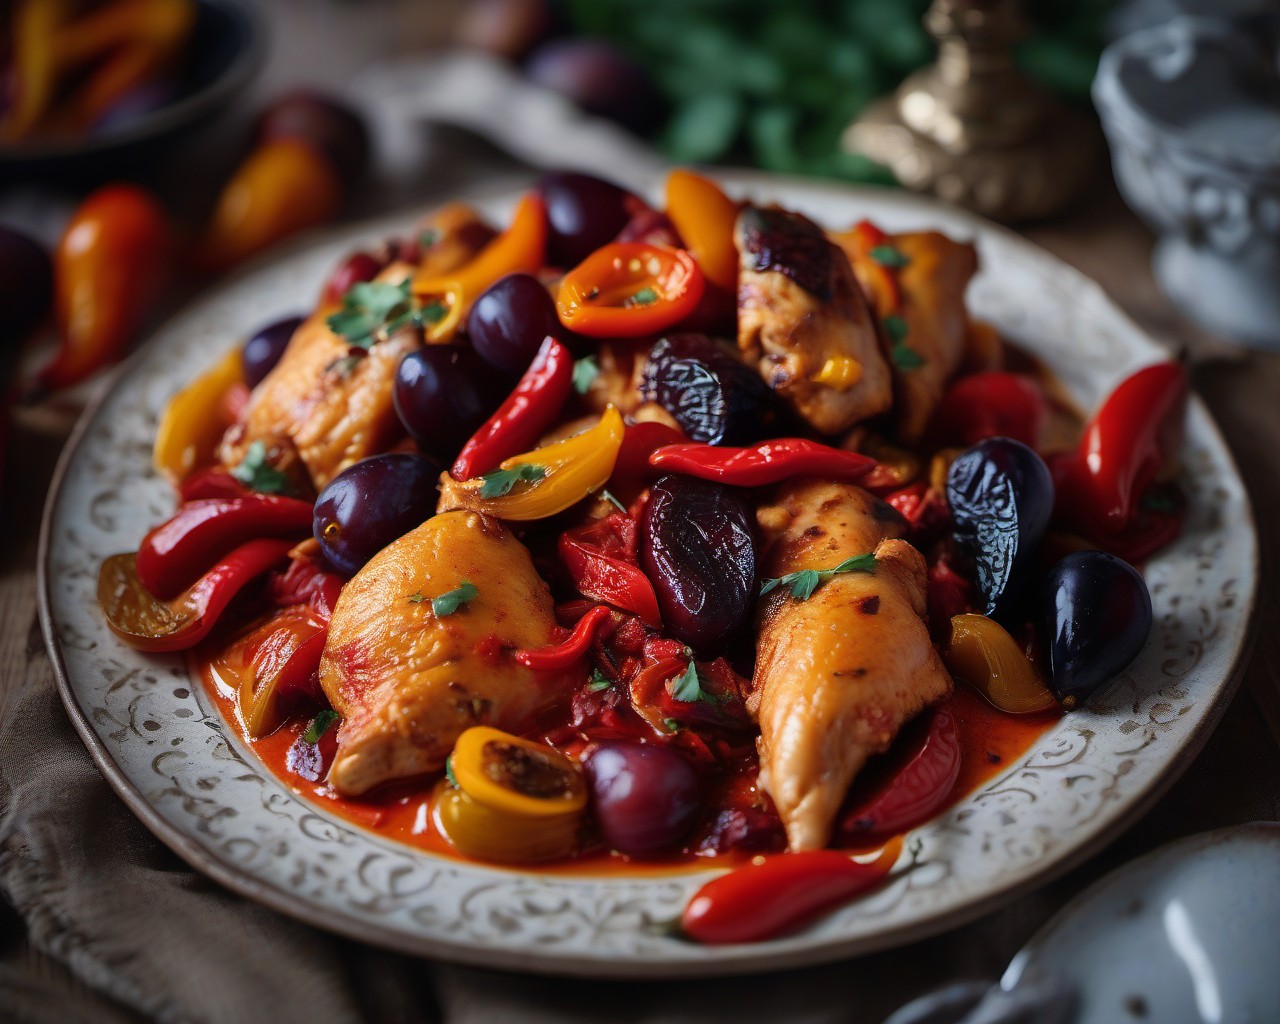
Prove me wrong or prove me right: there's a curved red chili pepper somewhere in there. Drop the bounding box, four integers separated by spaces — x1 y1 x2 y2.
135 495 315 600
451 335 574 481
649 439 875 488
681 846 899 944
514 605 612 671
836 705 961 843
558 513 662 626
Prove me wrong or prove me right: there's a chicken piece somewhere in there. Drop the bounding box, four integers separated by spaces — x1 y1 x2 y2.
750 480 953 851
736 206 893 435
847 231 978 443
320 510 574 796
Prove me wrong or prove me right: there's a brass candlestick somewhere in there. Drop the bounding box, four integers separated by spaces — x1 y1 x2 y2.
844 0 1097 222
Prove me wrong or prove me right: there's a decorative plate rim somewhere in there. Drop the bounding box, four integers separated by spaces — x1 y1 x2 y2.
38 171 1259 978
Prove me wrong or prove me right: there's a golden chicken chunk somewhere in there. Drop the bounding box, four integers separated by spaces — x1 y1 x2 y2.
737 206 893 435
845 231 978 443
320 511 575 796
750 481 953 851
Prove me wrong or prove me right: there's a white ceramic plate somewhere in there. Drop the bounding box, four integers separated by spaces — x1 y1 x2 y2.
39 172 1257 977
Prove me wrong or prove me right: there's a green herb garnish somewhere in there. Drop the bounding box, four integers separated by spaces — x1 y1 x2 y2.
662 717 682 733
669 660 721 705
868 244 910 268
408 591 427 604
630 286 659 307
444 755 458 787
587 670 613 693
573 355 601 394
882 313 909 344
479 463 546 498
432 582 478 617
882 313 925 371
600 488 627 513
761 552 878 601
231 440 290 494
326 279 437 348
302 709 339 744
419 228 439 249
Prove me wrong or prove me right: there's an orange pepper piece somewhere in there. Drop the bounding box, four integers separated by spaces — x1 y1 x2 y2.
664 169 740 291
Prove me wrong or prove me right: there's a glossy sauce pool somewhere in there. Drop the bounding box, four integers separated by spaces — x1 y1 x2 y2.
199 657 1057 876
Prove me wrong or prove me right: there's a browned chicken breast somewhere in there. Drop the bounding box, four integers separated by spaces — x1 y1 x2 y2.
750 481 953 851
320 511 576 796
737 206 893 435
847 231 978 443
219 206 496 491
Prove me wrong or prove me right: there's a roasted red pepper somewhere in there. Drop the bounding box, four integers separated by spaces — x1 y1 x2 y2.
558 514 662 626
649 438 876 488
681 846 900 944
928 371 1048 449
556 242 705 338
837 706 961 843
178 468 250 502
98 538 294 653
514 605 612 671
610 421 686 492
267 550 345 622
451 335 574 480
135 495 315 600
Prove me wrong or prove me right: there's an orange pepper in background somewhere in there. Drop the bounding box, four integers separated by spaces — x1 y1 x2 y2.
37 183 170 393
196 138 343 272
664 169 740 291
556 242 705 338
152 346 244 484
2 0 66 140
411 192 547 340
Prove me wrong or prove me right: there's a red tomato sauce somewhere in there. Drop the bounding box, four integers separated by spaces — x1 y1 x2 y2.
199 656 1056 875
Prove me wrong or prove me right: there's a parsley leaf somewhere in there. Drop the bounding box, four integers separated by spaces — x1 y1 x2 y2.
419 228 439 249
669 660 721 705
761 552 878 600
587 670 613 693
479 463 546 499
231 440 290 494
882 313 909 344
326 279 437 349
881 313 925 371
444 754 458 787
302 709 339 744
432 581 478 617
420 301 448 324
662 717 682 733
630 286 659 306
573 355 600 394
869 244 910 268
407 591 427 604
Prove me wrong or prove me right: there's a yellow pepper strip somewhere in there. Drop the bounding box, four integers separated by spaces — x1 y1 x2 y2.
2 0 66 140
664 168 740 291
944 613 1057 714
437 407 624 521
451 726 587 818
411 192 546 341
153 346 244 483
433 780 582 865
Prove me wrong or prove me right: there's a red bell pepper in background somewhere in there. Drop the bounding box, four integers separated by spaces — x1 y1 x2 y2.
836 705 961 844
927 371 1048 450
451 335 573 480
178 468 250 502
681 846 900 944
98 538 294 652
555 242 705 338
514 604 612 670
558 513 662 626
135 495 315 600
649 438 876 488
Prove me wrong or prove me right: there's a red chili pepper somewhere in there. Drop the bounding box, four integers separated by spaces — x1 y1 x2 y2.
1051 454 1187 564
928 371 1048 449
248 612 327 705
178 468 250 502
558 513 662 626
836 706 961 843
649 439 876 488
681 846 900 944
610 421 686 490
135 495 315 600
451 335 574 480
1077 362 1187 531
98 538 295 653
556 242 705 338
514 605 612 671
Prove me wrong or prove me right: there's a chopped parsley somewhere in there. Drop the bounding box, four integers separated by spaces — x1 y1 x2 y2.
302 709 339 744
662 717 682 733
587 670 613 693
629 286 659 307
326 279 439 348
408 591 427 604
761 552 878 601
231 440 290 494
882 313 925 371
444 754 458 787
432 582 478 617
573 355 601 394
669 660 719 705
868 244 910 268
418 228 439 249
326 353 364 379
479 463 546 498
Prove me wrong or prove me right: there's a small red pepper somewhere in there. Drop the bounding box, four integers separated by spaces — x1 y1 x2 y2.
649 438 876 488
451 335 574 481
837 705 961 843
135 495 316 600
681 846 900 944
928 371 1048 450
556 242 705 338
99 538 294 653
514 604 612 671
558 513 662 626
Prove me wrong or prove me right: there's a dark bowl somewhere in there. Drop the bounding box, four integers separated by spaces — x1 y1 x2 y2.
0 0 265 184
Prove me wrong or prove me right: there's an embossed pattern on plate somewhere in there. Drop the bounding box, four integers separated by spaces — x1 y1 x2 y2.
39 173 1257 977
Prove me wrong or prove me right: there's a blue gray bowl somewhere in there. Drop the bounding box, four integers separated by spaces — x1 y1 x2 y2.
1094 16 1280 348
